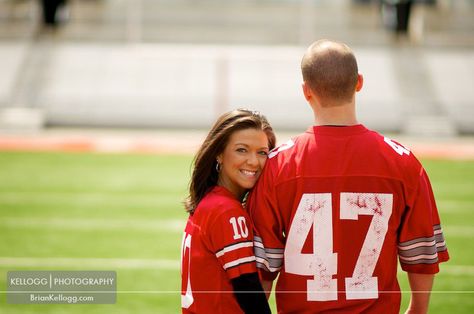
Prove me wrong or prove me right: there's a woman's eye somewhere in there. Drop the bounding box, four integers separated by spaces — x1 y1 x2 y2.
236 148 247 153
259 151 269 156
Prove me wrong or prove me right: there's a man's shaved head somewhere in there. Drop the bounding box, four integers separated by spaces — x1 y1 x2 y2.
301 39 359 104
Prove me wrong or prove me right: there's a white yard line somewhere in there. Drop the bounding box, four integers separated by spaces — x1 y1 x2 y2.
0 257 179 270
439 265 474 276
1 217 185 232
0 191 176 202
3 216 472 236
0 257 472 277
443 225 474 237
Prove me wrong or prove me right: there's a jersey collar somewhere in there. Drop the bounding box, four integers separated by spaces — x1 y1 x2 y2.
307 124 368 136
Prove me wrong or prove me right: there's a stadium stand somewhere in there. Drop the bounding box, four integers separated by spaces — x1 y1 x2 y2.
0 0 473 134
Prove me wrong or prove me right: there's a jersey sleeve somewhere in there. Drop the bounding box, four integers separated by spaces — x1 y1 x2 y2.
206 206 257 280
398 167 449 274
248 160 285 281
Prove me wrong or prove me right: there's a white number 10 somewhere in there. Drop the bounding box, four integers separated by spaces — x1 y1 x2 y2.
285 193 393 301
229 216 249 240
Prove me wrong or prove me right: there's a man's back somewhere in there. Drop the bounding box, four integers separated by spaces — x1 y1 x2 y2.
248 125 448 313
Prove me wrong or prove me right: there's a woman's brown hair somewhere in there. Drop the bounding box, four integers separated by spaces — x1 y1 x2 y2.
185 109 276 214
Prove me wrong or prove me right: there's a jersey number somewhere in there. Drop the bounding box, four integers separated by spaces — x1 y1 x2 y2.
384 137 410 156
285 193 393 301
181 216 249 309
229 216 249 240
181 233 193 308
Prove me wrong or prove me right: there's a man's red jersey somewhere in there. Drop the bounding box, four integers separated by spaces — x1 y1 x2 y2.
181 186 257 314
248 125 449 314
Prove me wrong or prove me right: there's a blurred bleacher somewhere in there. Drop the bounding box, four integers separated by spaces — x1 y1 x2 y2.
0 0 473 135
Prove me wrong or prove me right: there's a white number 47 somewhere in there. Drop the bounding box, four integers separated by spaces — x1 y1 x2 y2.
384 137 410 156
285 193 393 301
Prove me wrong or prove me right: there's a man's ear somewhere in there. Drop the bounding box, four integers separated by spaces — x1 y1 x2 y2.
355 74 363 92
302 81 313 101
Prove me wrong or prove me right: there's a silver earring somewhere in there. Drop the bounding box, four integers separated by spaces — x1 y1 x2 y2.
215 162 221 172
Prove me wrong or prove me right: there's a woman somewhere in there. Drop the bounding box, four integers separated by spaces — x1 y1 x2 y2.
181 109 276 314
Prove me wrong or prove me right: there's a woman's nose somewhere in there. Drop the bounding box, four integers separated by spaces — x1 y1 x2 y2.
246 153 258 166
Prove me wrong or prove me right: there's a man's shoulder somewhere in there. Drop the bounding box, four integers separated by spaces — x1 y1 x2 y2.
268 138 297 159
260 132 312 186
365 130 424 180
268 130 312 160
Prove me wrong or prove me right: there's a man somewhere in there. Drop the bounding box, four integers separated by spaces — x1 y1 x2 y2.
248 39 449 314
381 0 414 34
41 0 68 26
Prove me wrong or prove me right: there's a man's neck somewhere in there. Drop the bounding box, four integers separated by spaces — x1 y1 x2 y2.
313 102 358 126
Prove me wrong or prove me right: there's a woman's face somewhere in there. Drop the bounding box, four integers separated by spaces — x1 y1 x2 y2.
217 128 270 199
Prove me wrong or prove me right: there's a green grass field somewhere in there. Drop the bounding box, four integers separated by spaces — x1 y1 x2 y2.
0 151 473 313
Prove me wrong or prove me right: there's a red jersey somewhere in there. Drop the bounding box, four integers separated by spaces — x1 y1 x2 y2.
181 186 257 314
248 125 449 314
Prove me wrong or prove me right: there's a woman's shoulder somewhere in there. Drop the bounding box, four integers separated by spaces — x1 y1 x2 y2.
196 186 243 217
